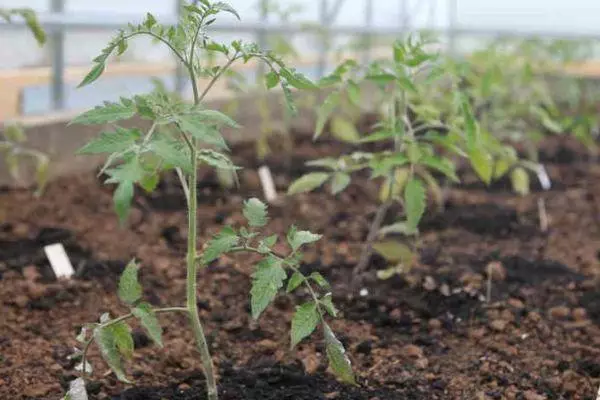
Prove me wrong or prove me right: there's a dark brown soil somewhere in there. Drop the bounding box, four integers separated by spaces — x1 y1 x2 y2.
1 132 599 400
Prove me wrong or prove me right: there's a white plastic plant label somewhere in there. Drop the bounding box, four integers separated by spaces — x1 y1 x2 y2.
258 166 278 203
44 243 75 279
536 164 551 191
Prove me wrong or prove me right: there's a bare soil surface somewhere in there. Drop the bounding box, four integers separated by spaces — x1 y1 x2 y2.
1 132 599 399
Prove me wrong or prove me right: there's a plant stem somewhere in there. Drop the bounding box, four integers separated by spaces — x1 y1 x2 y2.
353 199 392 277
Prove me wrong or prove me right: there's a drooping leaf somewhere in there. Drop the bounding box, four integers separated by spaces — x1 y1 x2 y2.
202 226 239 263
280 67 317 90
250 256 287 319
287 227 322 252
404 178 426 231
330 172 351 195
132 302 163 347
323 323 355 385
265 71 280 89
510 167 530 196
243 198 268 228
197 149 239 170
78 127 141 155
309 272 330 288
287 173 330 194
112 321 134 359
419 156 459 182
286 271 304 293
18 8 46 45
314 92 341 140
213 2 241 20
72 100 135 125
330 116 360 143
93 324 131 383
291 301 320 348
112 181 134 225
118 260 142 305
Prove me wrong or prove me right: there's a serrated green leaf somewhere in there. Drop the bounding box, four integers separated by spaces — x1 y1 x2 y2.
315 92 341 140
139 174 160 192
330 116 360 143
291 301 320 348
118 260 142 305
286 271 304 293
112 321 134 359
288 173 330 195
250 256 287 319
510 167 530 196
257 234 278 254
287 228 322 252
320 294 338 317
469 150 493 185
147 136 193 173
243 198 268 227
404 178 426 231
78 63 105 88
78 127 140 155
176 114 229 150
360 130 395 143
132 302 163 347
197 149 238 170
419 156 459 182
213 2 241 20
324 323 355 385
280 67 317 90
330 172 351 195
202 226 239 263
93 324 130 383
72 100 135 125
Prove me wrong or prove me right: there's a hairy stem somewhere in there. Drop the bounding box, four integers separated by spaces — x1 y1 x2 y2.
353 199 393 277
183 59 218 400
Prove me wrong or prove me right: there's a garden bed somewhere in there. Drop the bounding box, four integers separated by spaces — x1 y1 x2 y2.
1 132 599 399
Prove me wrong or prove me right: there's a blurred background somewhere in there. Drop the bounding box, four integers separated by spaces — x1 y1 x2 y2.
2 0 600 123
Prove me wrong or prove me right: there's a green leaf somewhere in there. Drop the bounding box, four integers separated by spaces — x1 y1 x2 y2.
287 227 322 252
197 149 238 170
72 100 135 125
112 321 134 359
314 92 341 140
139 174 160 192
113 181 134 225
78 63 105 88
461 95 479 147
404 178 426 231
250 256 287 319
286 271 304 293
330 117 360 143
280 67 317 90
330 172 351 195
291 301 320 348
93 323 130 383
265 71 280 89
177 114 229 150
510 167 530 196
324 323 355 385
320 294 338 317
213 2 241 20
202 226 239 263
78 127 140 155
372 241 414 264
288 173 330 195
19 9 46 45
360 130 395 143
419 156 459 182
346 81 361 107
378 222 417 236
366 73 397 85
147 137 193 173
189 108 240 128
243 198 268 228
132 302 163 347
3 124 26 142
118 260 142 305
309 272 330 288
469 150 493 185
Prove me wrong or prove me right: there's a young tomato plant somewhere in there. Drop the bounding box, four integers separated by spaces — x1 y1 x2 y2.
288 35 517 279
64 3 353 399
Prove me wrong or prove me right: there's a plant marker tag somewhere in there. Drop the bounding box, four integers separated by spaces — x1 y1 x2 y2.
44 243 74 279
258 166 278 203
536 165 551 191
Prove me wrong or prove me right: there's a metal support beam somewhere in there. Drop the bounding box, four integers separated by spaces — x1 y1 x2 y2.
50 0 65 111
362 0 373 65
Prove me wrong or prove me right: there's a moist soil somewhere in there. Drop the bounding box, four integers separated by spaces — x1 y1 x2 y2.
1 131 600 400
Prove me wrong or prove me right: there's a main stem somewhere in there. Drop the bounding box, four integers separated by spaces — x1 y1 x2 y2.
185 63 218 399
